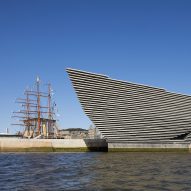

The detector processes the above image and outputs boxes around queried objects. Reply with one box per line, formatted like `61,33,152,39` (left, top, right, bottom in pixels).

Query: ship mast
36,76,41,135
11,77,58,138
47,83,52,137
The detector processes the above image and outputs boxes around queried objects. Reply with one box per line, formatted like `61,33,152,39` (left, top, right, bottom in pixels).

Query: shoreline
0,138,191,152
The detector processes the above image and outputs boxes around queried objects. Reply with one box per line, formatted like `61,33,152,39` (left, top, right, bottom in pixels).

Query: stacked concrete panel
67,68,191,144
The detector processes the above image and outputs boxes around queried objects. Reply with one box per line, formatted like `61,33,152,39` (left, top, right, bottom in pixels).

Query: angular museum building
67,68,191,151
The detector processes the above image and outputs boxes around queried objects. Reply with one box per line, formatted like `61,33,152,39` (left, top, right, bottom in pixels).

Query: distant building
88,126,96,139
58,126,102,139
58,128,88,139
88,125,102,139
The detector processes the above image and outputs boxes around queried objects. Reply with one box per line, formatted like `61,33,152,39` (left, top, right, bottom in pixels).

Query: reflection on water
0,152,191,190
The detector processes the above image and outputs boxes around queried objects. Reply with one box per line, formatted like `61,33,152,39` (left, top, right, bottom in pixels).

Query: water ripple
0,152,191,190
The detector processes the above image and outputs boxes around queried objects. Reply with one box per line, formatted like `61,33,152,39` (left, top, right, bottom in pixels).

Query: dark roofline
60,128,88,131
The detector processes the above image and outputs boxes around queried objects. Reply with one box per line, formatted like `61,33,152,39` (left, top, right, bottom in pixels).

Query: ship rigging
12,77,59,138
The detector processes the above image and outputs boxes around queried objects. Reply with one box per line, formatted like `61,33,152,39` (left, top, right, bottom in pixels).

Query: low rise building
58,128,88,139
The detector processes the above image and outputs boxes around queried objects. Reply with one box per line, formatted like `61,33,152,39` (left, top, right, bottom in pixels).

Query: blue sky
0,0,191,133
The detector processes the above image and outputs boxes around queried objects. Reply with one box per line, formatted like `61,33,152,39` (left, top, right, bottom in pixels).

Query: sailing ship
12,77,59,138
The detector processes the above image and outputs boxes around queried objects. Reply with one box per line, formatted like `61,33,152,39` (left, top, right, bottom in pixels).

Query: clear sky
0,0,191,133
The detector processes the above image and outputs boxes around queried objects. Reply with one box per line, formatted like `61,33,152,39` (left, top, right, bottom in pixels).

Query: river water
0,152,191,190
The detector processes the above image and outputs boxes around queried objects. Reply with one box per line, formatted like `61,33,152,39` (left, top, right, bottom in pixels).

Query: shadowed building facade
67,68,191,151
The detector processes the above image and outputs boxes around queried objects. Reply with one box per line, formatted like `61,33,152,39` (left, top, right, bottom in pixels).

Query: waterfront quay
1,138,191,152
0,138,107,152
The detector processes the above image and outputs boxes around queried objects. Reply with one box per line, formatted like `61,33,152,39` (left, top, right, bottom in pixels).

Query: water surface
0,152,191,190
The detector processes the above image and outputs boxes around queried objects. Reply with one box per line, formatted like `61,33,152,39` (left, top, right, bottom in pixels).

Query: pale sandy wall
51,139,87,148
0,138,52,149
0,138,107,151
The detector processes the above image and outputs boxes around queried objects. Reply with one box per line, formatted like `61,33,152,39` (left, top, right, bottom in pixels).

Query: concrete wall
108,143,190,152
0,138,108,152
1,138,191,152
